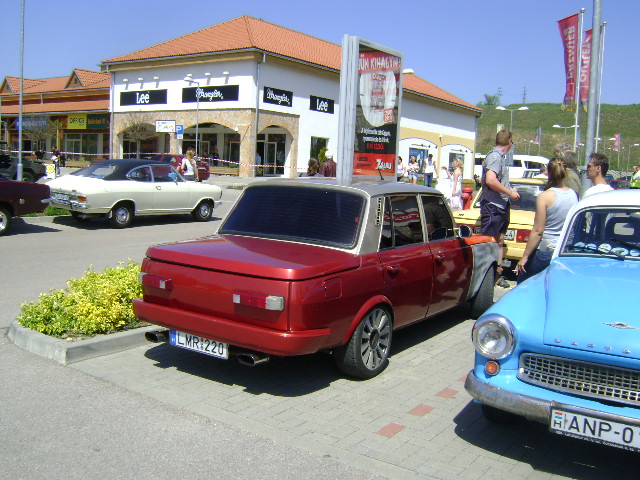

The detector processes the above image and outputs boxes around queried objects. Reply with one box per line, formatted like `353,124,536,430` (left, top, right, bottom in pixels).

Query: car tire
481,404,517,424
0,206,11,236
334,306,392,379
21,171,35,182
192,200,213,222
109,203,133,228
469,266,495,319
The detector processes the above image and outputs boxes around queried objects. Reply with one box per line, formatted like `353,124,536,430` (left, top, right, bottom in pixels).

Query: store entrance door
264,142,278,176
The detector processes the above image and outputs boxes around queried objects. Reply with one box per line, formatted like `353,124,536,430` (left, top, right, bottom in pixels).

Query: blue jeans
424,173,433,187
517,248,552,284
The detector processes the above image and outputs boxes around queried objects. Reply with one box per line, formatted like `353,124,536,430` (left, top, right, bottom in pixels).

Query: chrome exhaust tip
145,330,169,343
236,352,271,367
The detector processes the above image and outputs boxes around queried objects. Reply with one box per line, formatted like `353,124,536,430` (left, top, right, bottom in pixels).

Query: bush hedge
18,260,144,338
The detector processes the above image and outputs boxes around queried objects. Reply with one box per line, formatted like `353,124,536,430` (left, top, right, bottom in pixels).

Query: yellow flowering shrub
18,260,143,338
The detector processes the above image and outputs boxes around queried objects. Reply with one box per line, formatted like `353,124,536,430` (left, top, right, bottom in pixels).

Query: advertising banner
15,116,47,130
614,133,621,151
182,85,239,103
558,13,579,111
67,114,87,130
354,47,402,179
579,29,592,110
120,90,167,106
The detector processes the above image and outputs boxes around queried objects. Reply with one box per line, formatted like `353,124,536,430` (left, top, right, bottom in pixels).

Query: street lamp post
495,106,529,160
553,124,578,143
495,105,529,132
183,75,200,157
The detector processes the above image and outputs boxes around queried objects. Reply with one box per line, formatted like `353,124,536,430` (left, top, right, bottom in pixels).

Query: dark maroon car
0,173,50,235
147,154,210,181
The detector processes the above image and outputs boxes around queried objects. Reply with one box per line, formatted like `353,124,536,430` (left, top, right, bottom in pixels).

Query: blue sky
2,0,638,106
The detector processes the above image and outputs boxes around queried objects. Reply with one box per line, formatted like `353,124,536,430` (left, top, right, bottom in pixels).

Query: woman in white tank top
515,158,578,283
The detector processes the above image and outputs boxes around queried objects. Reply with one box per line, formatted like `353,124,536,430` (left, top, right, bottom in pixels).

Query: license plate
53,193,70,201
504,229,515,241
550,408,640,452
169,330,229,360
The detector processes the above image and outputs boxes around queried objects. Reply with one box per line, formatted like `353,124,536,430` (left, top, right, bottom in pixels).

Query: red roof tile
1,99,108,115
103,15,480,113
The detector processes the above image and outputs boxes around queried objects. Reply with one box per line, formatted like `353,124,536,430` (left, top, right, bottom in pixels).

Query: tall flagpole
573,8,585,150
594,22,607,152
582,0,602,194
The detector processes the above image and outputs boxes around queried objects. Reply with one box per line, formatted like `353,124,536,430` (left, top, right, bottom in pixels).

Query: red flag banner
558,13,579,111
614,133,621,151
580,29,592,110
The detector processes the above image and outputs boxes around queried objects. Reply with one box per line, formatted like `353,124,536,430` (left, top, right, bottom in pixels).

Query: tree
26,119,63,149
478,93,500,107
121,112,155,155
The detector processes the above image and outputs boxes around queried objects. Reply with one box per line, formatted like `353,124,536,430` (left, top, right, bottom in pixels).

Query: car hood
145,234,361,281
543,257,640,359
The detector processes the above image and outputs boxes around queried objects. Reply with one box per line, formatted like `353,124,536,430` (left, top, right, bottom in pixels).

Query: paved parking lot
71,303,638,480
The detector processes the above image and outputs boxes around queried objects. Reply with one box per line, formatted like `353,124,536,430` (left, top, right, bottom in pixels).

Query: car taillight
233,291,284,311
77,195,87,202
138,272,173,291
516,229,530,242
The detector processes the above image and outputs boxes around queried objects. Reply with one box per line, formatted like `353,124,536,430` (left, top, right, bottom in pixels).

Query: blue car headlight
472,314,515,360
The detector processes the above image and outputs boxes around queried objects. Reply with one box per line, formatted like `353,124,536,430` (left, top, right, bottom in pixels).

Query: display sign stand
337,35,403,185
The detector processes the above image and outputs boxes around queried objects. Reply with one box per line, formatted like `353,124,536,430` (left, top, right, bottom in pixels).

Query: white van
474,154,548,179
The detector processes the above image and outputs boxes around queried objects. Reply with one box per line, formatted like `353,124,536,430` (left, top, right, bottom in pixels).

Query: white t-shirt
582,183,613,198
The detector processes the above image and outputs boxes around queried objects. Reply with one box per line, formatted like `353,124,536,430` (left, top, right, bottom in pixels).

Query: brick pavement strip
69,311,639,480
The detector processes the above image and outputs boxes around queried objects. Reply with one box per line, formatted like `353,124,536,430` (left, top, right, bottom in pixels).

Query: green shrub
22,206,70,217
18,260,144,338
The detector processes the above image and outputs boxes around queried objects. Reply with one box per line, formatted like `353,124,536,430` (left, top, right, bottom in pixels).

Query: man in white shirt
582,152,613,198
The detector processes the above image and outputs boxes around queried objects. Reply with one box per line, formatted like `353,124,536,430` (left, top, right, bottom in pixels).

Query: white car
47,159,222,228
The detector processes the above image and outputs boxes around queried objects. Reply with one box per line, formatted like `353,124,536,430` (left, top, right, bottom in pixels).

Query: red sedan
134,180,498,378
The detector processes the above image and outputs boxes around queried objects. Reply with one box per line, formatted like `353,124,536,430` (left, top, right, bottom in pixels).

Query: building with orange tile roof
101,15,482,178
0,69,111,160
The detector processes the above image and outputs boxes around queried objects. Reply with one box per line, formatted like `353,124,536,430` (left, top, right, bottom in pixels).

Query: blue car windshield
561,209,640,259
220,185,365,248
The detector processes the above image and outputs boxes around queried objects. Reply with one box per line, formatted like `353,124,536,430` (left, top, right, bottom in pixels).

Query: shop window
310,137,328,159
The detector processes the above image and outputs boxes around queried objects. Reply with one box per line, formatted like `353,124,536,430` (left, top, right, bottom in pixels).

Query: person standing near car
180,148,198,182
479,129,520,287
423,153,435,187
515,158,578,283
319,150,336,177
630,165,640,189
582,152,613,198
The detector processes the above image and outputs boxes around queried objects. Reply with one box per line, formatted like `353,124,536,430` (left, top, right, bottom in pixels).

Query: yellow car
453,178,546,271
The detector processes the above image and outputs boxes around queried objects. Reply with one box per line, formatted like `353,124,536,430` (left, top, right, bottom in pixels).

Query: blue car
466,189,640,452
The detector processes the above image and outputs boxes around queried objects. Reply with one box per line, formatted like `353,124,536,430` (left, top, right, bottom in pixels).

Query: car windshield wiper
583,243,625,260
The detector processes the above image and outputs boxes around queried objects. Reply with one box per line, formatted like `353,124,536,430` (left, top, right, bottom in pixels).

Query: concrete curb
7,321,163,365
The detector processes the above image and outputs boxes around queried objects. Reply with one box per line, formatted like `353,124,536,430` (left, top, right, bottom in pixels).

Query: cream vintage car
47,159,222,228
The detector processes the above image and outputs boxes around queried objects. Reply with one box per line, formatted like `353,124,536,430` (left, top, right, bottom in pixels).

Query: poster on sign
355,44,402,180
337,36,403,184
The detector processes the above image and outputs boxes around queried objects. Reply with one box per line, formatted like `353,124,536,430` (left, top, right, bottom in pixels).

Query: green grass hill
476,103,640,172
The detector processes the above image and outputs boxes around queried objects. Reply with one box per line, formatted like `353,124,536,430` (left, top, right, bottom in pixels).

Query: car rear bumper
133,298,332,356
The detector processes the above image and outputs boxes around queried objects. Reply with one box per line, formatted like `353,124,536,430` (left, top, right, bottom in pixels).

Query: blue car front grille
519,353,640,406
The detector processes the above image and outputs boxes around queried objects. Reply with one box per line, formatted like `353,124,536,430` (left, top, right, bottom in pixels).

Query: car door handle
435,254,445,265
384,265,400,273
156,186,162,190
